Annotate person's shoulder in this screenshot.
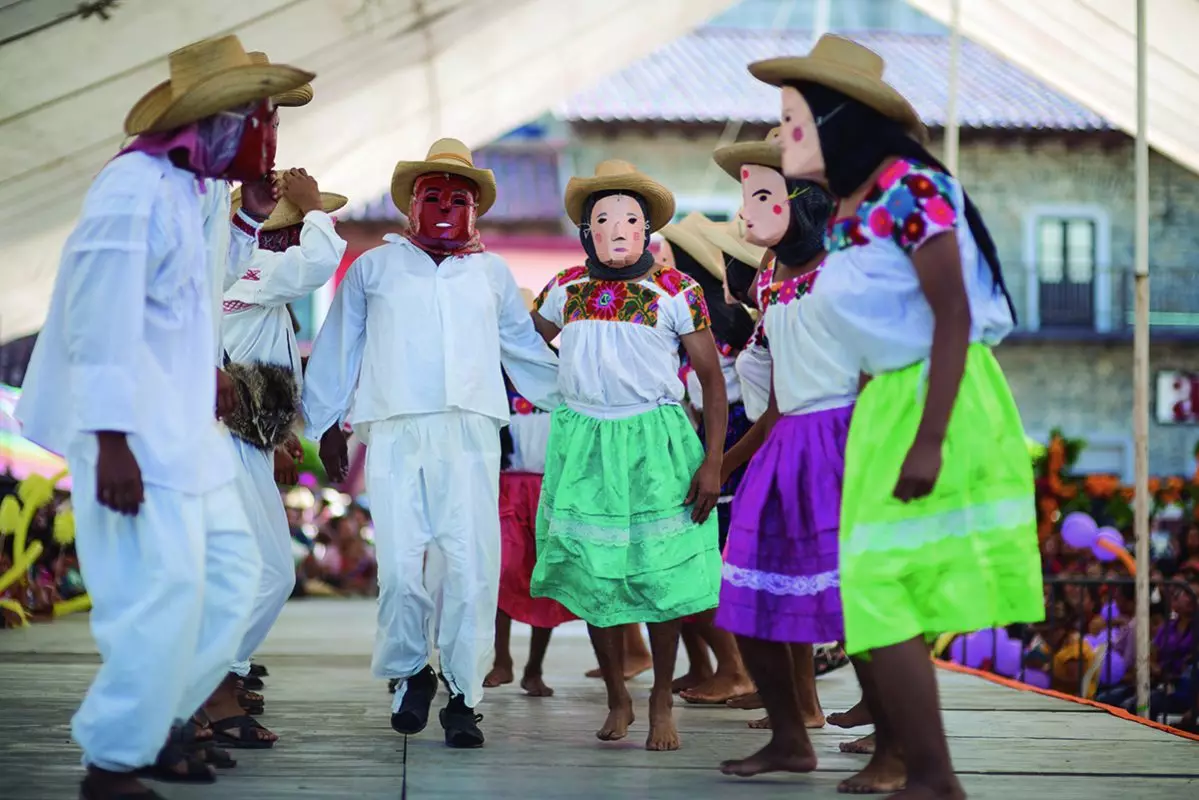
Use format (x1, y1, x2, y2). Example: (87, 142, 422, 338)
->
(548, 264, 589, 287)
(871, 158, 958, 199)
(87, 151, 171, 203)
(647, 265, 699, 298)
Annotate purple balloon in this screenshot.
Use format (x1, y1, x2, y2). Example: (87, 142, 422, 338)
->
(950, 630, 999, 668)
(298, 472, 318, 488)
(1061, 512, 1098, 549)
(1098, 651, 1127, 685)
(1100, 601, 1119, 623)
(993, 638, 1023, 677)
(1084, 633, 1105, 651)
(1093, 527, 1124, 562)
(1023, 669, 1052, 690)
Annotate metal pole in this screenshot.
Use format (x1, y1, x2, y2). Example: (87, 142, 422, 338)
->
(945, 0, 962, 174)
(1133, 0, 1151, 719)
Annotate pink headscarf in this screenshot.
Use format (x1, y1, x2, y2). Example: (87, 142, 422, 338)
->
(116, 104, 252, 183)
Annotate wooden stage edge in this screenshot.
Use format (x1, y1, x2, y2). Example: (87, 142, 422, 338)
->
(0, 599, 1195, 799)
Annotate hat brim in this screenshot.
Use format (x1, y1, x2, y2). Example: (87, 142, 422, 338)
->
(274, 83, 313, 107)
(390, 160, 497, 217)
(125, 64, 316, 135)
(748, 57, 927, 143)
(660, 221, 723, 281)
(231, 190, 348, 231)
(713, 141, 783, 181)
(564, 174, 675, 233)
(697, 224, 767, 270)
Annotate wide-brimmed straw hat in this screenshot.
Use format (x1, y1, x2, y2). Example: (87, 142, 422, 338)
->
(390, 138, 497, 217)
(249, 51, 313, 107)
(125, 35, 314, 136)
(660, 213, 724, 280)
(713, 128, 782, 181)
(231, 178, 348, 232)
(564, 160, 675, 233)
(748, 34, 926, 141)
(698, 217, 768, 270)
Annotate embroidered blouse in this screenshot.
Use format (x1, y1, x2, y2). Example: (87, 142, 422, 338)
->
(504, 386, 551, 474)
(535, 265, 711, 419)
(812, 158, 1015, 376)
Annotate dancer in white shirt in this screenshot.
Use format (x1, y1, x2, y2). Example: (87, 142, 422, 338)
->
(303, 138, 559, 749)
(219, 168, 347, 743)
(16, 36, 312, 800)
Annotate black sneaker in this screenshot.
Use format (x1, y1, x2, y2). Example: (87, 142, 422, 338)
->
(387, 678, 399, 694)
(390, 666, 438, 735)
(439, 694, 484, 749)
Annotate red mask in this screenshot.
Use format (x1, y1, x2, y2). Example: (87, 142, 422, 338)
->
(408, 173, 479, 253)
(224, 101, 277, 183)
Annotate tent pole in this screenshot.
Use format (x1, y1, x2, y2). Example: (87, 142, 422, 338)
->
(1133, 0, 1151, 720)
(945, 0, 961, 174)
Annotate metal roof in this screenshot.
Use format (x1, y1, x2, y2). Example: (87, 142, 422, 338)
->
(556, 28, 1111, 131)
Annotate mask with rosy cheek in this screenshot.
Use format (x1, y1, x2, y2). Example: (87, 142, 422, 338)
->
(409, 173, 479, 252)
(588, 194, 647, 267)
(779, 85, 825, 181)
(739, 164, 792, 247)
(223, 101, 277, 183)
(655, 237, 676, 268)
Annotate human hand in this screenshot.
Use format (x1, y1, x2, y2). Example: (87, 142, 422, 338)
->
(274, 445, 300, 486)
(319, 426, 349, 482)
(215, 368, 238, 419)
(95, 432, 144, 515)
(283, 430, 304, 461)
(241, 173, 280, 219)
(279, 168, 321, 215)
(685, 457, 722, 523)
(893, 434, 943, 503)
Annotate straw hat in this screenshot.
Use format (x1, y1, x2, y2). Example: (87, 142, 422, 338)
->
(231, 179, 348, 232)
(125, 35, 314, 135)
(390, 138, 497, 216)
(564, 160, 675, 233)
(713, 128, 782, 181)
(698, 217, 768, 270)
(248, 51, 313, 107)
(659, 213, 724, 280)
(748, 34, 926, 141)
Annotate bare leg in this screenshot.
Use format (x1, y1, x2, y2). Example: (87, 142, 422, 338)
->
(645, 620, 683, 751)
(585, 624, 653, 680)
(720, 635, 817, 777)
(679, 610, 756, 703)
(484, 610, 515, 687)
(520, 626, 554, 697)
(867, 638, 964, 799)
(838, 656, 907, 795)
(791, 643, 826, 728)
(590, 624, 634, 741)
(672, 621, 714, 692)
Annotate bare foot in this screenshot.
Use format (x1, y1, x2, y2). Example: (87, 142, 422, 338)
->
(679, 672, 756, 705)
(597, 700, 635, 741)
(520, 671, 554, 697)
(806, 710, 827, 729)
(886, 778, 966, 800)
(840, 732, 876, 755)
(720, 738, 818, 777)
(748, 715, 771, 729)
(828, 700, 873, 729)
(671, 667, 713, 694)
(484, 663, 514, 688)
(837, 747, 907, 794)
(646, 690, 680, 751)
(726, 691, 763, 710)
(585, 655, 653, 681)
(585, 666, 603, 679)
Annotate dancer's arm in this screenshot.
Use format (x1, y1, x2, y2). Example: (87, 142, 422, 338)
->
(720, 379, 780, 484)
(301, 257, 368, 445)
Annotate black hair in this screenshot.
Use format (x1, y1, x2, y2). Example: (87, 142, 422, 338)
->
(773, 177, 835, 268)
(790, 80, 1016, 322)
(724, 255, 759, 310)
(672, 248, 755, 350)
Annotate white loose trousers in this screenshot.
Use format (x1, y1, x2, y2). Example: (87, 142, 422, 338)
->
(366, 410, 502, 710)
(68, 454, 261, 772)
(229, 435, 296, 676)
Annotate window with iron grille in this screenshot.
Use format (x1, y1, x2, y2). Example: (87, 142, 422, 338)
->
(1035, 216, 1099, 328)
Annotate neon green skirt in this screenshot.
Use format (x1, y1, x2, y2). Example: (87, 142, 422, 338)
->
(529, 404, 722, 627)
(840, 345, 1044, 655)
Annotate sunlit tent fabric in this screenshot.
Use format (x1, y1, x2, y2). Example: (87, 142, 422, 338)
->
(0, 0, 736, 343)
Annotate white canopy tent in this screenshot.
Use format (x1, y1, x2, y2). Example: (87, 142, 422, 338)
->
(0, 0, 734, 342)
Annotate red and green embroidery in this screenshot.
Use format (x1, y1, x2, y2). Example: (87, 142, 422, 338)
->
(652, 266, 687, 297)
(827, 159, 957, 255)
(684, 286, 711, 332)
(758, 266, 820, 309)
(563, 280, 661, 326)
(535, 265, 590, 312)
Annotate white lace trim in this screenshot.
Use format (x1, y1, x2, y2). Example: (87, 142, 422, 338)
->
(721, 562, 840, 597)
(542, 508, 699, 546)
(841, 496, 1036, 558)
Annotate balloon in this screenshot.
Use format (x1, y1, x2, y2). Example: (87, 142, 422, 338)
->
(993, 638, 1023, 677)
(1084, 633, 1105, 651)
(1022, 669, 1052, 689)
(1100, 601, 1119, 623)
(1098, 651, 1127, 685)
(950, 630, 999, 669)
(1061, 512, 1098, 549)
(1093, 528, 1124, 563)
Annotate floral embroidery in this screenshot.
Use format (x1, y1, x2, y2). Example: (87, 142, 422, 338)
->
(507, 387, 541, 416)
(535, 265, 590, 312)
(758, 266, 820, 309)
(684, 286, 711, 332)
(652, 266, 687, 297)
(827, 159, 958, 255)
(714, 338, 735, 358)
(563, 280, 660, 326)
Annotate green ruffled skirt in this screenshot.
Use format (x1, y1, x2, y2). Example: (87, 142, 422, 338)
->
(530, 404, 722, 627)
(840, 345, 1044, 655)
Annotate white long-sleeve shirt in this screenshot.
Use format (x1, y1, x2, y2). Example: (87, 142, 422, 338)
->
(200, 179, 261, 367)
(302, 235, 560, 440)
(222, 210, 346, 383)
(16, 153, 236, 494)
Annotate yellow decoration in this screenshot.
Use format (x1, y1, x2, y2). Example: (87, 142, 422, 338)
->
(0, 495, 19, 535)
(0, 598, 30, 627)
(0, 540, 44, 595)
(53, 594, 92, 617)
(52, 509, 76, 545)
(16, 472, 55, 512)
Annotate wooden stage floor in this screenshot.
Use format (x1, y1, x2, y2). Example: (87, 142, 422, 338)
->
(1, 599, 1195, 799)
